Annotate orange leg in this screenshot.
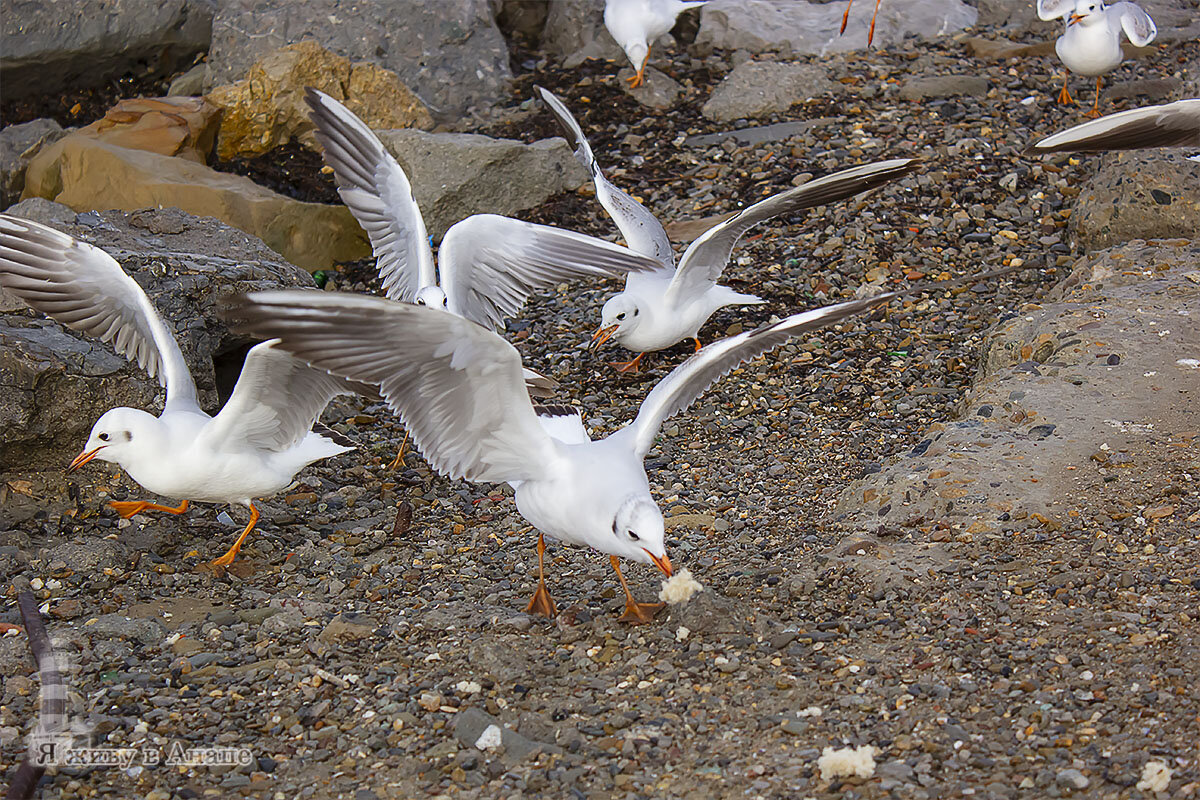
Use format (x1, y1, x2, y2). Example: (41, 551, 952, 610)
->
(109, 499, 189, 519)
(610, 352, 645, 373)
(386, 430, 410, 471)
(1084, 76, 1103, 118)
(524, 533, 558, 617)
(1057, 71, 1075, 105)
(210, 503, 260, 567)
(626, 45, 650, 88)
(611, 556, 664, 624)
(867, 0, 883, 46)
(840, 0, 853, 34)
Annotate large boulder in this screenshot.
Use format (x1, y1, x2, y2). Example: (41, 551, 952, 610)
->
(0, 199, 315, 471)
(831, 240, 1200, 536)
(205, 0, 511, 120)
(1071, 151, 1200, 251)
(75, 96, 220, 163)
(701, 61, 836, 122)
(374, 130, 589, 240)
(696, 0, 978, 55)
(541, 0, 624, 67)
(206, 41, 434, 161)
(0, 0, 212, 100)
(21, 135, 369, 270)
(1, 119, 67, 209)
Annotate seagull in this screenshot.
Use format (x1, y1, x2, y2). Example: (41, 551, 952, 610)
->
(604, 0, 709, 88)
(1037, 0, 1157, 118)
(0, 213, 373, 567)
(537, 86, 922, 372)
(222, 286, 908, 622)
(1027, 98, 1200, 155)
(305, 87, 661, 387)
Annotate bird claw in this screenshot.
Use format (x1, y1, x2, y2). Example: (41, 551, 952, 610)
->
(618, 600, 664, 625)
(525, 582, 559, 617)
(108, 501, 148, 519)
(1057, 86, 1075, 105)
(609, 354, 644, 373)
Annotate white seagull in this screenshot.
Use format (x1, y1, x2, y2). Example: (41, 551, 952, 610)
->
(0, 214, 372, 567)
(222, 287, 905, 622)
(305, 87, 661, 387)
(1037, 0, 1157, 118)
(604, 0, 709, 88)
(1027, 98, 1200, 155)
(538, 86, 921, 371)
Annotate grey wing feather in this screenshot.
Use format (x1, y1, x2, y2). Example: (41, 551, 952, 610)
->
(666, 158, 921, 306)
(438, 214, 662, 331)
(305, 88, 437, 302)
(1027, 99, 1200, 153)
(203, 340, 375, 454)
(535, 85, 674, 265)
(1113, 1, 1156, 45)
(1037, 0, 1075, 20)
(0, 213, 198, 410)
(221, 290, 562, 483)
(619, 293, 900, 459)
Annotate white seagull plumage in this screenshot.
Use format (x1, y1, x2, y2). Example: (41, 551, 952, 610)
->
(603, 0, 709, 88)
(304, 87, 662, 393)
(1038, 0, 1156, 117)
(1027, 98, 1200, 156)
(223, 287, 904, 621)
(0, 213, 370, 566)
(539, 84, 922, 371)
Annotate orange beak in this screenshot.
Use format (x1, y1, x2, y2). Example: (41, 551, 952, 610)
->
(1068, 12, 1084, 23)
(67, 446, 104, 472)
(589, 324, 619, 350)
(644, 549, 673, 577)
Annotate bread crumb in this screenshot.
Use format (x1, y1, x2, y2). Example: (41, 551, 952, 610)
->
(817, 745, 877, 780)
(659, 568, 703, 604)
(1136, 761, 1172, 793)
(675, 626, 690, 642)
(797, 706, 822, 718)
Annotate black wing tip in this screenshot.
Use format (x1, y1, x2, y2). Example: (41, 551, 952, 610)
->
(533, 403, 579, 419)
(312, 421, 358, 449)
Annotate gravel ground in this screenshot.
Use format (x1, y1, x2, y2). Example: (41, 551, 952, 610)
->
(2, 26, 1199, 800)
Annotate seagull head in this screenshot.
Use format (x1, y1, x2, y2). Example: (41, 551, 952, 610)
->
(69, 408, 158, 472)
(1069, 1, 1104, 24)
(610, 496, 672, 576)
(592, 294, 642, 349)
(623, 41, 650, 74)
(414, 286, 448, 310)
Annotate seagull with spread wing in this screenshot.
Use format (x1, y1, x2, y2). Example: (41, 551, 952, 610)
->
(1037, 0, 1157, 118)
(0, 214, 372, 567)
(222, 287, 905, 622)
(604, 0, 709, 88)
(1027, 98, 1200, 155)
(537, 85, 921, 372)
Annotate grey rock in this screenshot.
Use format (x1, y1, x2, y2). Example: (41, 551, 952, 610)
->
(619, 66, 683, 110)
(258, 610, 306, 636)
(90, 614, 164, 645)
(899, 75, 990, 101)
(0, 119, 66, 210)
(1073, 151, 1200, 250)
(702, 61, 835, 122)
(541, 0, 624, 67)
(664, 588, 744, 634)
(167, 63, 208, 97)
(46, 539, 127, 572)
(453, 708, 561, 763)
(1056, 769, 1090, 790)
(375, 130, 588, 240)
(467, 637, 539, 684)
(205, 0, 511, 119)
(696, 0, 977, 55)
(0, 200, 313, 470)
(1105, 76, 1183, 101)
(0, 0, 211, 101)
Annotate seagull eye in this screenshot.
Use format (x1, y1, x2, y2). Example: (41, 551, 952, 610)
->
(628, 530, 640, 541)
(98, 432, 109, 442)
(616, 312, 626, 321)
(416, 298, 426, 306)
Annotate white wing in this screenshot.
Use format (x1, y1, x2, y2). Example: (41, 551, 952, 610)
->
(305, 88, 437, 303)
(1113, 1, 1156, 46)
(222, 290, 564, 483)
(665, 158, 921, 307)
(616, 293, 900, 459)
(1028, 99, 1200, 153)
(200, 340, 374, 454)
(1037, 0, 1075, 20)
(437, 214, 662, 331)
(535, 85, 674, 265)
(0, 213, 197, 412)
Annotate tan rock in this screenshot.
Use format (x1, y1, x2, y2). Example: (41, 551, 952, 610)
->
(22, 135, 368, 270)
(82, 96, 220, 162)
(206, 40, 433, 161)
